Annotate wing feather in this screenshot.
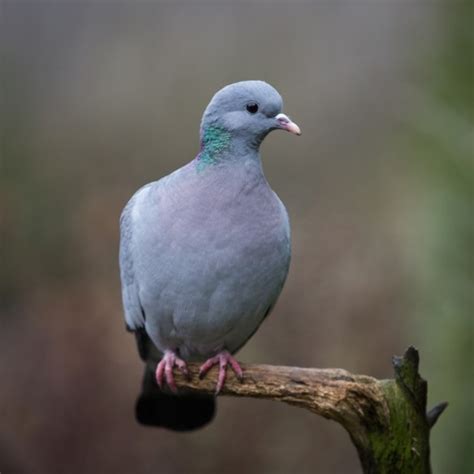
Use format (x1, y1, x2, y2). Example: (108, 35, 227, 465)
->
(119, 184, 153, 330)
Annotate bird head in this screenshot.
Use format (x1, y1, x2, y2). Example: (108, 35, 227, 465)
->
(200, 81, 301, 153)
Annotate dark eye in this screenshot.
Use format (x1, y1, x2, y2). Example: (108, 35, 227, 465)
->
(246, 102, 259, 114)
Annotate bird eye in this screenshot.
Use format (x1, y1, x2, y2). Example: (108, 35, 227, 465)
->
(246, 102, 259, 114)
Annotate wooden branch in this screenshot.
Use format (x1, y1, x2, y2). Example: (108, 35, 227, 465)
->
(151, 347, 446, 474)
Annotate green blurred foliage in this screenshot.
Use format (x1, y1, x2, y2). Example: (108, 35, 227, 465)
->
(403, 3, 473, 472)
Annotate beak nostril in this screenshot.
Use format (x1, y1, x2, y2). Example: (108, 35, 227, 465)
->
(275, 113, 301, 136)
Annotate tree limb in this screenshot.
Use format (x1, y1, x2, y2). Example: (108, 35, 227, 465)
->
(151, 347, 446, 474)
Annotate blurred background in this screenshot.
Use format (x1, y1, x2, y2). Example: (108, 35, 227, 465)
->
(1, 2, 472, 473)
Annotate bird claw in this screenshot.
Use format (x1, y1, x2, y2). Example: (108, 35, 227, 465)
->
(199, 351, 243, 395)
(155, 350, 189, 393)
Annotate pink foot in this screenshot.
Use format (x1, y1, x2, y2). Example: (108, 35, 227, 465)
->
(199, 350, 243, 395)
(155, 350, 189, 393)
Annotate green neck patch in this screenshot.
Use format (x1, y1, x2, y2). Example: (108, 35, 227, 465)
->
(196, 126, 231, 172)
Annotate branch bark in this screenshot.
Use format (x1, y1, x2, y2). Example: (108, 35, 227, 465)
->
(153, 347, 446, 474)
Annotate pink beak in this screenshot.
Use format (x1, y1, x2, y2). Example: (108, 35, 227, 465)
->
(275, 113, 301, 136)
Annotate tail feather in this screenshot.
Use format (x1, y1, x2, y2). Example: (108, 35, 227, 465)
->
(135, 365, 216, 431)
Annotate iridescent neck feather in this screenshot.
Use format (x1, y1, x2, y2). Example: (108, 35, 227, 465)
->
(196, 126, 231, 172)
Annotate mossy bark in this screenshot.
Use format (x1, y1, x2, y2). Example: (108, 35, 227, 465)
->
(159, 347, 446, 473)
(354, 348, 433, 473)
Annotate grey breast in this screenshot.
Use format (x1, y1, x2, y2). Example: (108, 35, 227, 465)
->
(121, 159, 290, 359)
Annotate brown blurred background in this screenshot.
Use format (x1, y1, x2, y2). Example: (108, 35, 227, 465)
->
(1, 2, 472, 473)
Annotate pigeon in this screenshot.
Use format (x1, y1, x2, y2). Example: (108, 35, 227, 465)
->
(119, 80, 301, 430)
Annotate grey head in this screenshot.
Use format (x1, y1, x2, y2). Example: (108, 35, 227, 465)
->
(199, 81, 301, 158)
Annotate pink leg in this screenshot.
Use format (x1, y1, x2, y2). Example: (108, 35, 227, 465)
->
(155, 350, 189, 393)
(199, 350, 243, 395)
